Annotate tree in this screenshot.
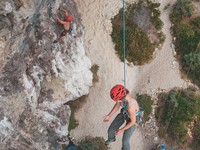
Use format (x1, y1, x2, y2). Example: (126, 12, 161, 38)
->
(183, 53, 200, 83)
(175, 0, 193, 17)
(192, 17, 200, 28)
(184, 53, 200, 71)
(174, 23, 200, 55)
(170, 0, 193, 23)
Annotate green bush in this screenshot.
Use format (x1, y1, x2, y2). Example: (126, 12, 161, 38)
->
(111, 12, 154, 65)
(170, 0, 193, 23)
(156, 88, 200, 147)
(174, 23, 195, 38)
(170, 11, 182, 23)
(147, 0, 163, 30)
(90, 64, 99, 83)
(172, 22, 200, 85)
(175, 0, 193, 17)
(137, 94, 153, 121)
(67, 95, 88, 131)
(111, 1, 164, 65)
(78, 137, 109, 150)
(151, 16, 164, 30)
(192, 17, 200, 28)
(157, 32, 166, 44)
(167, 1, 200, 147)
(184, 53, 200, 71)
(191, 118, 200, 150)
(183, 53, 200, 83)
(147, 0, 161, 11)
(173, 23, 198, 55)
(170, 0, 200, 86)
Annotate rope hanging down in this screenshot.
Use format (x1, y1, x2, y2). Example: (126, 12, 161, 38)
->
(122, 0, 126, 88)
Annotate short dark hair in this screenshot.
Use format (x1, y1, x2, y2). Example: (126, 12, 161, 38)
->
(119, 89, 129, 100)
(125, 89, 129, 94)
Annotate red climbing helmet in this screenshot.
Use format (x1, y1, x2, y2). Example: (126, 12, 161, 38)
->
(66, 16, 73, 22)
(110, 84, 127, 101)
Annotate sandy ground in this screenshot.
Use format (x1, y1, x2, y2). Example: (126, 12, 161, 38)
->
(71, 0, 188, 149)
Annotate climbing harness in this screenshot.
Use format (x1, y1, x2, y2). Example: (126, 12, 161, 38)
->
(136, 107, 144, 125)
(157, 143, 167, 150)
(121, 103, 144, 125)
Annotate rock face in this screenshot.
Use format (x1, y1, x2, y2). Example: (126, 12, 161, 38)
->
(0, 0, 92, 149)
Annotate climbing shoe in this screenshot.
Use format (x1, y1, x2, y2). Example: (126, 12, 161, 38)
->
(105, 138, 116, 145)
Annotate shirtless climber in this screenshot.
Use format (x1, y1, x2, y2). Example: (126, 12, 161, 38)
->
(53, 8, 73, 43)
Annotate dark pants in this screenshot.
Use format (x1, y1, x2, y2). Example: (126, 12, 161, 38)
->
(66, 140, 77, 150)
(107, 112, 136, 150)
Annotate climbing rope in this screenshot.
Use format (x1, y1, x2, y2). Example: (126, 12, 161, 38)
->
(56, 143, 59, 150)
(122, 0, 126, 89)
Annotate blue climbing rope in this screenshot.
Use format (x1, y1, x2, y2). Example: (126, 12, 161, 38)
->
(122, 0, 126, 89)
(56, 143, 59, 150)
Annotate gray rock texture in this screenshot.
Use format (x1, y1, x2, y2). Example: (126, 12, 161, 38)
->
(0, 0, 92, 149)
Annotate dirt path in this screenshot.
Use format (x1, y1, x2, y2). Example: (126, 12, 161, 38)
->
(134, 0, 186, 95)
(71, 0, 187, 149)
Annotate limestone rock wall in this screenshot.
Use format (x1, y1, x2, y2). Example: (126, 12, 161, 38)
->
(0, 0, 92, 149)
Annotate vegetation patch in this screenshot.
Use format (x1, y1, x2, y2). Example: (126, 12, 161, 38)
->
(90, 64, 99, 83)
(192, 16, 200, 28)
(66, 95, 88, 131)
(78, 136, 110, 150)
(170, 0, 194, 23)
(111, 0, 165, 65)
(137, 94, 153, 122)
(146, 0, 164, 30)
(191, 117, 200, 150)
(155, 88, 200, 148)
(170, 0, 200, 86)
(164, 3, 171, 10)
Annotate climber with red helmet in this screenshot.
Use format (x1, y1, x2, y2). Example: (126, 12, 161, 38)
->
(54, 8, 73, 43)
(103, 84, 139, 150)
